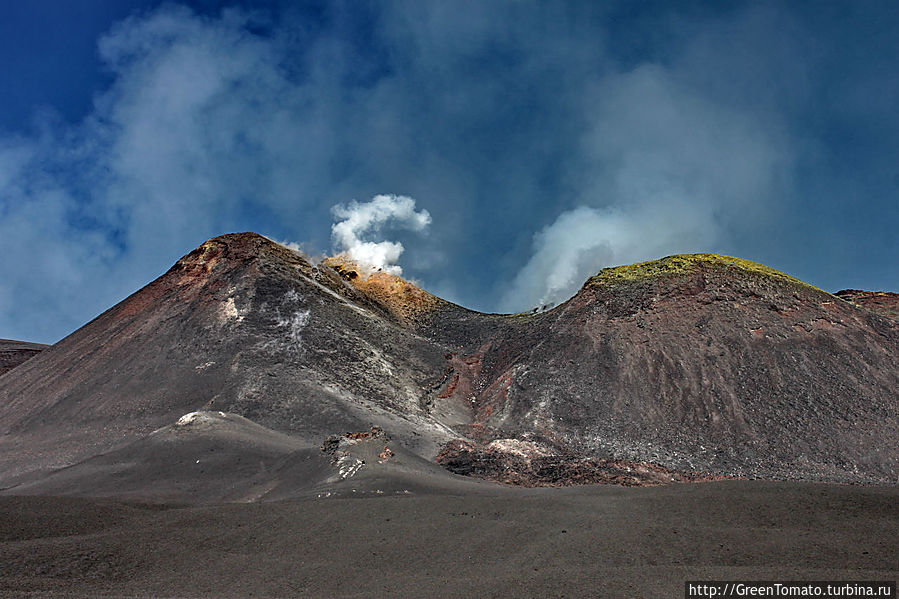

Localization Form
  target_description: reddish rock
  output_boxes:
[835,289,899,321]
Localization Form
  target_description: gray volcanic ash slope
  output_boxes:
[0,233,896,500]
[0,233,456,492]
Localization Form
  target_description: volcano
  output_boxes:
[0,233,896,500]
[1,232,897,598]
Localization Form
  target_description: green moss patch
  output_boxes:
[587,253,823,292]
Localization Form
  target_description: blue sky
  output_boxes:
[1,1,897,343]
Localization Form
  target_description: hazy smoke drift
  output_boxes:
[501,65,790,312]
[331,194,431,275]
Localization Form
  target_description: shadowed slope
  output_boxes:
[0,340,48,377]
[428,254,899,483]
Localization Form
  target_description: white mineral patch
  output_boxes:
[223,297,239,319]
[219,296,246,324]
[364,346,395,377]
[336,454,364,479]
[176,412,202,426]
[297,268,375,320]
[277,308,310,346]
[486,438,551,458]
[175,411,227,426]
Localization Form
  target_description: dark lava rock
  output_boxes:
[0,339,48,376]
[435,439,731,487]
[835,289,899,321]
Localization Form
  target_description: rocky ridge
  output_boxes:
[835,289,899,321]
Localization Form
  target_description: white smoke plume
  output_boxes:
[503,202,717,310]
[500,64,791,312]
[330,194,431,275]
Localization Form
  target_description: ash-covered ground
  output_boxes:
[1,482,895,598]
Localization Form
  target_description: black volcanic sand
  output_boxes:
[1,481,896,598]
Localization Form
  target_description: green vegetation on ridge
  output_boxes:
[587,253,824,292]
